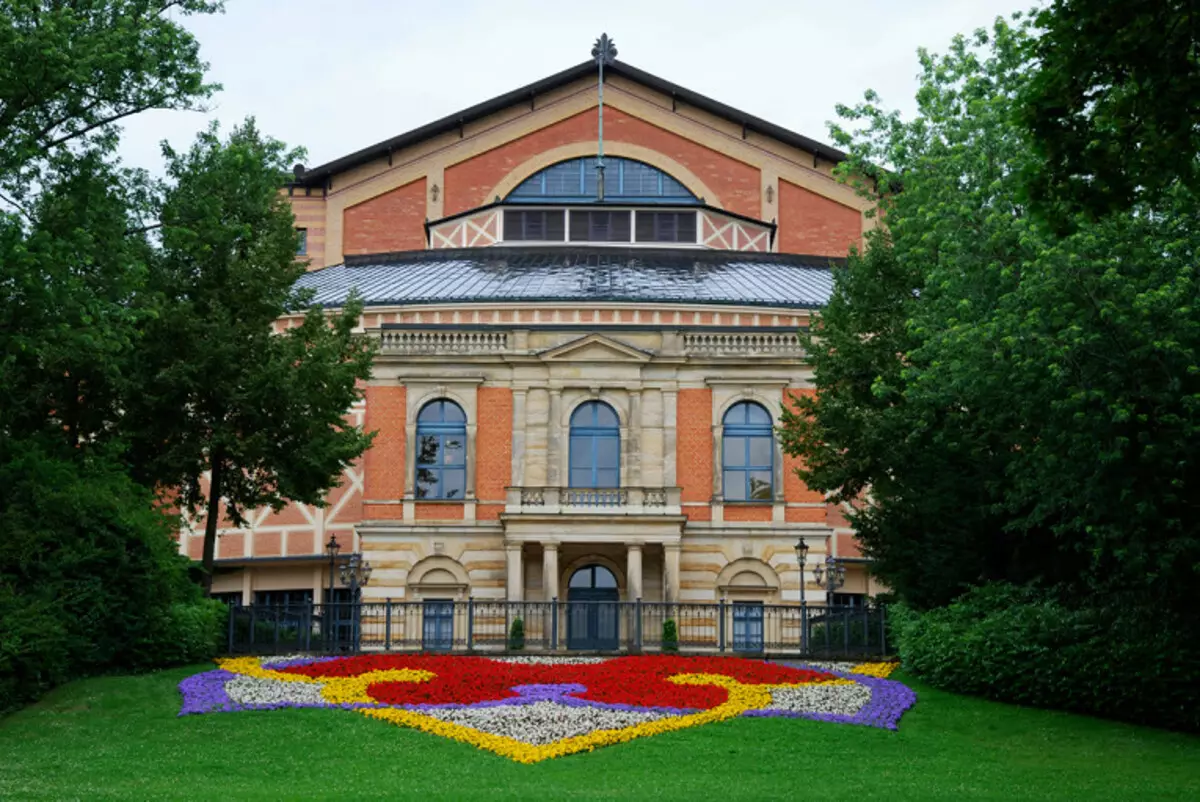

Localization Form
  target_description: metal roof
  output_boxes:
[291,60,846,188]
[295,247,838,310]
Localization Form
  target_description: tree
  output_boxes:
[780,19,1200,614]
[1021,0,1200,221]
[125,121,376,589]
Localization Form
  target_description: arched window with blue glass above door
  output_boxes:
[567,565,619,650]
[722,401,775,502]
[415,399,467,499]
[568,401,620,488]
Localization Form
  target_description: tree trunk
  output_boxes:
[201,450,224,595]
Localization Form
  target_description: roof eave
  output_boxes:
[290,60,846,188]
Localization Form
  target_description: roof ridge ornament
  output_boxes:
[592,34,618,202]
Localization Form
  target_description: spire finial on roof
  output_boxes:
[592,33,617,65]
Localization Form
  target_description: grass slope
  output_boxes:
[1,665,1198,801]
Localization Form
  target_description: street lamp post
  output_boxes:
[793,539,810,606]
[325,536,340,651]
[339,553,374,651]
[812,557,846,606]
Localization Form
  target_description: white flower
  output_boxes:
[422,702,667,745]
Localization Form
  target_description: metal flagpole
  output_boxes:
[591,34,617,201]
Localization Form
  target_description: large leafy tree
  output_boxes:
[781,19,1200,613]
[125,121,375,588]
[1022,0,1200,220]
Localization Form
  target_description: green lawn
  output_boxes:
[2,665,1198,801]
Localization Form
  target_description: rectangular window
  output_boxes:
[635,211,697,243]
[504,209,565,241]
[832,593,867,608]
[569,210,632,242]
[254,589,313,608]
[296,228,308,255]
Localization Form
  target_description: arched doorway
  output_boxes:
[567,564,619,650]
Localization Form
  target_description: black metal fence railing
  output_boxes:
[226,600,889,658]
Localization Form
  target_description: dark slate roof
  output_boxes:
[292,60,845,188]
[295,247,838,309]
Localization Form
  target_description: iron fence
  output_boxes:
[225,600,889,658]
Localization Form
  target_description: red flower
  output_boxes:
[282,656,833,709]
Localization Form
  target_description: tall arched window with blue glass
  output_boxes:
[503,157,701,244]
[722,401,775,502]
[415,400,467,499]
[569,401,620,488]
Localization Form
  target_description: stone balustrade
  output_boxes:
[681,331,801,357]
[379,329,509,354]
[504,486,682,515]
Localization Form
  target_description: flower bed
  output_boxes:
[178,655,914,763]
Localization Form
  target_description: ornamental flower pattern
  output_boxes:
[178,655,914,762]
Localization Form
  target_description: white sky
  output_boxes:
[117,0,1027,175]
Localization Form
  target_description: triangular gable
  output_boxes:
[539,334,652,363]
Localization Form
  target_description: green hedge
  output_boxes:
[893,583,1200,732]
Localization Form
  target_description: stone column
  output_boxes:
[664,542,681,603]
[627,542,644,600]
[628,390,643,487]
[525,389,549,486]
[512,389,527,486]
[543,541,559,601]
[505,542,524,602]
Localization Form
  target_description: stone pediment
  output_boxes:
[538,334,652,363]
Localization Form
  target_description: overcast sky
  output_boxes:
[117,0,1027,175]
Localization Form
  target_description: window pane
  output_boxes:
[594,404,618,427]
[595,437,619,470]
[635,211,697,243]
[570,468,593,488]
[442,469,465,500]
[570,437,593,467]
[748,471,773,500]
[417,434,441,465]
[415,467,439,499]
[593,566,617,588]
[748,436,772,467]
[569,210,631,242]
[569,568,592,588]
[596,469,619,488]
[745,403,771,425]
[724,437,746,467]
[724,470,747,501]
[417,403,441,423]
[443,437,465,465]
[545,161,583,196]
[442,402,466,423]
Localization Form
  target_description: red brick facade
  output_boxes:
[676,389,713,521]
[343,178,427,255]
[777,179,862,257]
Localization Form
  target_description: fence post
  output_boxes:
[551,597,559,651]
[385,598,392,651]
[879,604,888,656]
[466,596,474,652]
[304,602,313,652]
[718,598,726,652]
[801,602,809,655]
[227,604,236,654]
[635,598,643,652]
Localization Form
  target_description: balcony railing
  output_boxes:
[504,486,681,515]
[379,329,509,354]
[225,600,891,658]
[681,331,801,357]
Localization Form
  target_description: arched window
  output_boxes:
[569,401,620,488]
[507,157,699,204]
[722,401,774,502]
[569,564,618,589]
[415,399,467,499]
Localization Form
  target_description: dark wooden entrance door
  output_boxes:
[567,565,619,650]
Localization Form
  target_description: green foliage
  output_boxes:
[508,617,525,651]
[895,584,1200,733]
[0,441,218,712]
[123,120,376,584]
[661,619,679,652]
[780,19,1200,617]
[1022,1,1200,222]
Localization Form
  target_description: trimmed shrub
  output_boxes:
[662,619,679,652]
[508,617,525,650]
[895,583,1200,733]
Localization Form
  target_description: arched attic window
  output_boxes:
[507,157,700,204]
